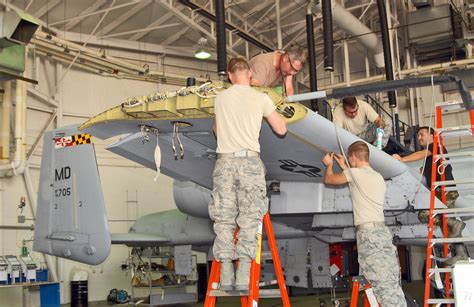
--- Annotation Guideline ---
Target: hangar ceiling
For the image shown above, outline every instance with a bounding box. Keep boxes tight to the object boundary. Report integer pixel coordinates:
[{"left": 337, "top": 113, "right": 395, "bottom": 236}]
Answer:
[{"left": 5, "top": 0, "right": 380, "bottom": 59}]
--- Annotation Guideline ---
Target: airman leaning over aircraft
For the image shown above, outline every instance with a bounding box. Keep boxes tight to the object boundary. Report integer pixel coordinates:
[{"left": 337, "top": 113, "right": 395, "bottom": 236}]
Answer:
[
  {"left": 249, "top": 47, "right": 307, "bottom": 96},
  {"left": 393, "top": 126, "right": 469, "bottom": 265},
  {"left": 333, "top": 96, "right": 391, "bottom": 147},
  {"left": 323, "top": 142, "right": 406, "bottom": 307},
  {"left": 209, "top": 57, "right": 287, "bottom": 290}
]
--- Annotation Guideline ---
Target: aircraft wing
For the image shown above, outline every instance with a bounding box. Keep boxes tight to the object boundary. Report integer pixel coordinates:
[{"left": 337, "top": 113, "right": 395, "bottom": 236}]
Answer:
[
  {"left": 81, "top": 83, "right": 407, "bottom": 189},
  {"left": 81, "top": 82, "right": 441, "bottom": 213}
]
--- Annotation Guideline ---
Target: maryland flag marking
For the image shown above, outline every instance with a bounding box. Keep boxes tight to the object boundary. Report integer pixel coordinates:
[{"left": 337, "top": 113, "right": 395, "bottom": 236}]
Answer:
[{"left": 55, "top": 134, "right": 92, "bottom": 149}]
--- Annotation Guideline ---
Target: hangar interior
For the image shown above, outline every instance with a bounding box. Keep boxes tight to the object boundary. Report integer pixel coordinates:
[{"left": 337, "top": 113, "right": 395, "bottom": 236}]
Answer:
[{"left": 0, "top": 0, "right": 473, "bottom": 306}]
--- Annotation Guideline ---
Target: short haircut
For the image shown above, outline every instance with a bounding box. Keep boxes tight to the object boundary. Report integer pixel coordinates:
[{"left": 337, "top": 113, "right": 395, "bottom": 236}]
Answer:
[
  {"left": 348, "top": 141, "right": 370, "bottom": 162},
  {"left": 227, "top": 57, "right": 250, "bottom": 74},
  {"left": 342, "top": 97, "right": 358, "bottom": 109},
  {"left": 287, "top": 47, "right": 307, "bottom": 65},
  {"left": 418, "top": 126, "right": 434, "bottom": 135}
]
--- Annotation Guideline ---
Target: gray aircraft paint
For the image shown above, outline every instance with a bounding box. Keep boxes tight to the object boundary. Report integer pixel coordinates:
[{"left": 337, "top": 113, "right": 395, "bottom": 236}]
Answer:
[
  {"left": 32, "top": 95, "right": 472, "bottom": 286},
  {"left": 33, "top": 125, "right": 110, "bottom": 265}
]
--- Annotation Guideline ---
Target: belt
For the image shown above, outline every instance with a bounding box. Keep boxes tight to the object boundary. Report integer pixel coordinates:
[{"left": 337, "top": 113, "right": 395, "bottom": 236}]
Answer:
[
  {"left": 217, "top": 150, "right": 259, "bottom": 158},
  {"left": 355, "top": 222, "right": 385, "bottom": 232}
]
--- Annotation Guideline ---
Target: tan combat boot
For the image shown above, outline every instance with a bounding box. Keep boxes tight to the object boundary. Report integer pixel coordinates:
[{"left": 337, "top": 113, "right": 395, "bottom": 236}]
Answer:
[
  {"left": 235, "top": 258, "right": 251, "bottom": 291},
  {"left": 447, "top": 218, "right": 466, "bottom": 238},
  {"left": 219, "top": 259, "right": 234, "bottom": 290},
  {"left": 445, "top": 244, "right": 469, "bottom": 266}
]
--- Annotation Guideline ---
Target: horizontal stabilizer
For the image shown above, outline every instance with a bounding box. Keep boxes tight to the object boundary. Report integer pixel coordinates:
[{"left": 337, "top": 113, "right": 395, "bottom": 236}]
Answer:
[{"left": 111, "top": 233, "right": 170, "bottom": 246}]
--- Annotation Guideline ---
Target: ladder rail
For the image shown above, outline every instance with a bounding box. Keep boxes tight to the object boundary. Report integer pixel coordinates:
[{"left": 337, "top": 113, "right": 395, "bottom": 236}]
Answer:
[
  {"left": 436, "top": 106, "right": 452, "bottom": 300},
  {"left": 263, "top": 214, "right": 291, "bottom": 307},
  {"left": 204, "top": 260, "right": 220, "bottom": 307},
  {"left": 424, "top": 105, "right": 453, "bottom": 307},
  {"left": 204, "top": 213, "right": 290, "bottom": 307},
  {"left": 423, "top": 126, "right": 439, "bottom": 307}
]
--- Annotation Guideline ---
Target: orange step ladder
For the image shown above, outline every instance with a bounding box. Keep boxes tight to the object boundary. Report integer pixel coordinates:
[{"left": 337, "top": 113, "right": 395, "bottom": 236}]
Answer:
[
  {"left": 350, "top": 276, "right": 379, "bottom": 307},
  {"left": 204, "top": 213, "right": 291, "bottom": 307},
  {"left": 423, "top": 101, "right": 474, "bottom": 306}
]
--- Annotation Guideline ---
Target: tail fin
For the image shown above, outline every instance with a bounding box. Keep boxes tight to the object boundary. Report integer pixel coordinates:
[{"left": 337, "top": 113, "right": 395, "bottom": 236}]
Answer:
[{"left": 33, "top": 125, "right": 110, "bottom": 265}]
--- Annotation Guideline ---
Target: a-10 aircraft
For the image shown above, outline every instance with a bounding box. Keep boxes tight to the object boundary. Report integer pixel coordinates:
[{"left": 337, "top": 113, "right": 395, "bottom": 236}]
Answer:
[{"left": 33, "top": 77, "right": 473, "bottom": 289}]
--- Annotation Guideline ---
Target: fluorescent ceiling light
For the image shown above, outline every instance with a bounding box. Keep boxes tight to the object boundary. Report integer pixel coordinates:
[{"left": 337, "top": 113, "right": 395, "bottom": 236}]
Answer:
[{"left": 194, "top": 48, "right": 211, "bottom": 59}]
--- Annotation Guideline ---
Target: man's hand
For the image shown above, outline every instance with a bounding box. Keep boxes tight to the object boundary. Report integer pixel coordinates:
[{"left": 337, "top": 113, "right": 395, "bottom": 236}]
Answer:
[
  {"left": 322, "top": 153, "right": 334, "bottom": 167},
  {"left": 323, "top": 152, "right": 349, "bottom": 185},
  {"left": 334, "top": 154, "right": 348, "bottom": 170},
  {"left": 392, "top": 154, "right": 402, "bottom": 161},
  {"left": 374, "top": 117, "right": 385, "bottom": 129}
]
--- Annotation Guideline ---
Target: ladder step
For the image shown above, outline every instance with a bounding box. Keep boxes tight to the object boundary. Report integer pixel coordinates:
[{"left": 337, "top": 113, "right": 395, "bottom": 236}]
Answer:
[
  {"left": 436, "top": 125, "right": 473, "bottom": 138},
  {"left": 210, "top": 290, "right": 248, "bottom": 297},
  {"left": 260, "top": 280, "right": 278, "bottom": 287},
  {"left": 433, "top": 178, "right": 474, "bottom": 187},
  {"left": 429, "top": 267, "right": 453, "bottom": 273},
  {"left": 436, "top": 100, "right": 466, "bottom": 113},
  {"left": 433, "top": 207, "right": 474, "bottom": 216},
  {"left": 259, "top": 289, "right": 282, "bottom": 298},
  {"left": 426, "top": 298, "right": 455, "bottom": 304},
  {"left": 441, "top": 157, "right": 474, "bottom": 165},
  {"left": 260, "top": 251, "right": 272, "bottom": 260},
  {"left": 436, "top": 151, "right": 474, "bottom": 159},
  {"left": 445, "top": 185, "right": 474, "bottom": 192},
  {"left": 209, "top": 289, "right": 281, "bottom": 298},
  {"left": 431, "top": 237, "right": 474, "bottom": 244}
]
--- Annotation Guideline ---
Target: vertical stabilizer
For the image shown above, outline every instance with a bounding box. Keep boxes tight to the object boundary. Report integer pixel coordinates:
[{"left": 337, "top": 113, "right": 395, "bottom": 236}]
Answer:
[{"left": 33, "top": 125, "right": 110, "bottom": 265}]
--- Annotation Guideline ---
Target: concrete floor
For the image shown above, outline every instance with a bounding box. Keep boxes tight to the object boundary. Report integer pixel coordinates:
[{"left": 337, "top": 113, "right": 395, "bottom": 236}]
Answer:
[{"left": 66, "top": 280, "right": 425, "bottom": 306}]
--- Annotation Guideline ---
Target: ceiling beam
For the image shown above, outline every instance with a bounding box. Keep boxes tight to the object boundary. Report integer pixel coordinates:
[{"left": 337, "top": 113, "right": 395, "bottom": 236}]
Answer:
[
  {"left": 49, "top": 1, "right": 142, "bottom": 27},
  {"left": 64, "top": 0, "right": 109, "bottom": 31},
  {"left": 156, "top": 0, "right": 240, "bottom": 56},
  {"left": 243, "top": 1, "right": 274, "bottom": 18},
  {"left": 100, "top": 22, "right": 182, "bottom": 39},
  {"left": 179, "top": 0, "right": 272, "bottom": 51},
  {"left": 58, "top": 30, "right": 216, "bottom": 60},
  {"left": 25, "top": 0, "right": 35, "bottom": 12},
  {"left": 231, "top": 0, "right": 303, "bottom": 50},
  {"left": 227, "top": 3, "right": 276, "bottom": 50},
  {"left": 159, "top": 8, "right": 207, "bottom": 46},
  {"left": 35, "top": 0, "right": 62, "bottom": 19},
  {"left": 161, "top": 26, "right": 189, "bottom": 46},
  {"left": 100, "top": 0, "right": 152, "bottom": 36},
  {"left": 129, "top": 11, "right": 175, "bottom": 41}
]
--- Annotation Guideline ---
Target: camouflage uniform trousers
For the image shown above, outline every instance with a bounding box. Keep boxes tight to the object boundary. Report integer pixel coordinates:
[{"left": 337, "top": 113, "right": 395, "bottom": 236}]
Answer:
[
  {"left": 418, "top": 190, "right": 459, "bottom": 224},
  {"left": 358, "top": 121, "right": 392, "bottom": 148},
  {"left": 208, "top": 155, "right": 268, "bottom": 261},
  {"left": 357, "top": 226, "right": 406, "bottom": 307}
]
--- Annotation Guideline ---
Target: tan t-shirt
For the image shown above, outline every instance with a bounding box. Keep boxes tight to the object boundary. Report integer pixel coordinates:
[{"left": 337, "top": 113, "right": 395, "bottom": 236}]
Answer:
[
  {"left": 215, "top": 84, "right": 276, "bottom": 154},
  {"left": 343, "top": 166, "right": 385, "bottom": 226},
  {"left": 249, "top": 51, "right": 284, "bottom": 88},
  {"left": 333, "top": 100, "right": 379, "bottom": 136}
]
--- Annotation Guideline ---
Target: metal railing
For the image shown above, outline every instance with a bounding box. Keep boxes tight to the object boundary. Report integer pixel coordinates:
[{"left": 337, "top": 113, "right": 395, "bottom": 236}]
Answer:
[{"left": 365, "top": 94, "right": 411, "bottom": 143}]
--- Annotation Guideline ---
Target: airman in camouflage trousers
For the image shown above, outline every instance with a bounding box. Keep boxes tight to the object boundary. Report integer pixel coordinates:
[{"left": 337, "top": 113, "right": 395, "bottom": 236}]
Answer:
[
  {"left": 418, "top": 190, "right": 459, "bottom": 224},
  {"left": 357, "top": 226, "right": 407, "bottom": 307},
  {"left": 211, "top": 57, "right": 287, "bottom": 290},
  {"left": 208, "top": 155, "right": 268, "bottom": 261}
]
